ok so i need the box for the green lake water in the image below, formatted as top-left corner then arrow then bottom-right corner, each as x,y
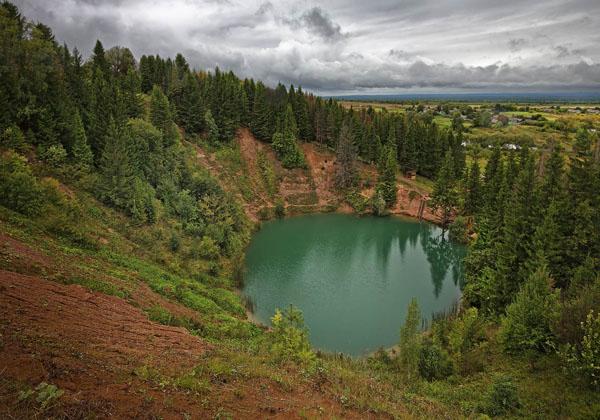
243,214 -> 465,356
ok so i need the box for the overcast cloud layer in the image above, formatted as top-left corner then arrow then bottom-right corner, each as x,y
15,0 -> 600,94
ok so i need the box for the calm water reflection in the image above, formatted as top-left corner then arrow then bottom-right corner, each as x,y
243,214 -> 465,356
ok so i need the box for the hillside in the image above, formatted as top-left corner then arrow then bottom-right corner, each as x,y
1,2 -> 599,418
193,128 -> 440,223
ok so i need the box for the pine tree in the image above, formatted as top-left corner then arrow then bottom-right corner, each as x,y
177,73 -> 204,134
495,151 -> 537,307
539,144 -> 565,210
70,111 -> 93,169
463,159 -> 482,215
205,109 -> 219,145
91,40 -> 110,78
334,120 -> 358,190
500,263 -> 559,354
250,82 -> 273,141
377,143 -> 398,207
150,85 -> 177,146
98,119 -> 136,211
398,298 -> 422,381
429,151 -> 458,231
272,104 -> 305,168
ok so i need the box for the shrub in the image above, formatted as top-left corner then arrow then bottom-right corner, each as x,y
1,125 -> 26,151
270,305 -> 316,367
398,298 -> 422,380
39,144 -> 67,168
346,190 -> 368,213
198,235 -> 220,260
500,264 -> 559,353
274,199 -> 285,219
371,189 -> 387,216
0,151 -> 44,215
483,375 -> 520,416
448,216 -> 470,244
418,338 -> 454,381
562,310 -> 600,389
448,307 -> 485,358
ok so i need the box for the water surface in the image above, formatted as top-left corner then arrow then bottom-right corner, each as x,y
243,214 -> 465,356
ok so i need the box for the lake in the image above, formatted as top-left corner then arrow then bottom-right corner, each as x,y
243,214 -> 465,356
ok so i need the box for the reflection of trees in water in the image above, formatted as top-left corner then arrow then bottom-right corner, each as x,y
420,228 -> 465,297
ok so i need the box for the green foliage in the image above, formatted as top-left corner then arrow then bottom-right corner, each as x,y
205,109 -> 219,145
334,121 -> 358,190
40,144 -> 67,167
429,150 -> 457,229
1,125 -> 26,151
69,111 -> 93,169
198,235 -> 220,260
562,310 -> 600,389
448,307 -> 485,357
376,144 -> 397,207
0,151 -> 43,215
398,298 -> 422,380
19,382 -> 64,410
448,215 -> 469,244
272,105 -> 305,168
274,198 -> 285,219
371,189 -> 387,216
418,338 -> 454,381
270,305 -> 316,366
150,84 -> 178,146
483,375 -> 520,416
500,264 -> 560,353
257,150 -> 277,196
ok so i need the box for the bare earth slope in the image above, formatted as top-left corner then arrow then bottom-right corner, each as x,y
196,129 -> 441,223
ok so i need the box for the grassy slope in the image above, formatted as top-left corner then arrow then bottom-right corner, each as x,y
1,129 -> 598,418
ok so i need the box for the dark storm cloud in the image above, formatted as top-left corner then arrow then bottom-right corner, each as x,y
14,0 -> 600,93
298,7 -> 345,41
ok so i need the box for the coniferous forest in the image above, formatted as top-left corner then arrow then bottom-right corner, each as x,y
1,2 -> 599,418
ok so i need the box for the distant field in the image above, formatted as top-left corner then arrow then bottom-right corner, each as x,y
340,99 -> 600,171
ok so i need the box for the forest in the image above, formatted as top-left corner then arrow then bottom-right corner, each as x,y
1,2 -> 599,418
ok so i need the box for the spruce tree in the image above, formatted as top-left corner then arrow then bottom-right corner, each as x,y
272,104 -> 304,168
334,120 -> 358,190
495,151 -> 537,307
150,85 -> 177,146
377,143 -> 398,207
429,151 -> 457,231
250,82 -> 273,141
70,111 -> 93,169
463,159 -> 482,215
205,109 -> 219,145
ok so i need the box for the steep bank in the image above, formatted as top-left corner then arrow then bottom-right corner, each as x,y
194,128 -> 441,224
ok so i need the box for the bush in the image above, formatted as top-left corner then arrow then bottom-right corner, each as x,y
448,216 -> 469,244
0,151 -> 44,215
198,235 -> 220,260
274,199 -> 285,219
371,189 -> 387,216
270,305 -> 316,367
500,264 -> 559,354
418,338 -> 454,381
398,298 -> 422,380
1,125 -> 26,151
562,310 -> 600,389
483,375 -> 520,416
40,144 -> 67,167
448,307 -> 485,358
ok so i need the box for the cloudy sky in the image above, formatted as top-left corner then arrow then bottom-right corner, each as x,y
15,0 -> 600,94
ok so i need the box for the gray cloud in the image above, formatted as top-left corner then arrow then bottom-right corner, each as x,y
14,0 -> 600,93
508,38 -> 526,53
299,7 -> 345,41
